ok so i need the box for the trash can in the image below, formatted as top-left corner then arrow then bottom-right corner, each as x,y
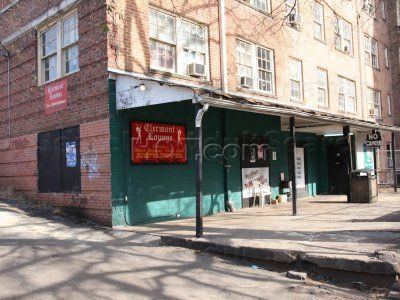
350,169 -> 378,203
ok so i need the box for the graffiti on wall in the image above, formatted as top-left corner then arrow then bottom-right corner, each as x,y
81,144 -> 100,179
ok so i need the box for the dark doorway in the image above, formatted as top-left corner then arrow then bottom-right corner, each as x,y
327,144 -> 347,194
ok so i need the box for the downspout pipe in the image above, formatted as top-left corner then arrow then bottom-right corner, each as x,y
1,49 -> 11,149
7,54 -> 11,147
355,0 -> 366,120
218,0 -> 228,94
195,102 -> 209,238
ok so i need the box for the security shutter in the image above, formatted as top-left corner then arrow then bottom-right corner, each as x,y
38,126 -> 81,193
61,126 -> 81,192
38,130 -> 62,192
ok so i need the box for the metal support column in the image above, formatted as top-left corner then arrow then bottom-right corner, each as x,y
195,103 -> 209,238
392,132 -> 398,192
343,126 -> 352,203
289,117 -> 297,216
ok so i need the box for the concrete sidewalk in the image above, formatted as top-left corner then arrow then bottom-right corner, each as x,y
121,193 -> 400,280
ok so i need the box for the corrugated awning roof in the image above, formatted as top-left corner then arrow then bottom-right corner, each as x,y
200,92 -> 400,133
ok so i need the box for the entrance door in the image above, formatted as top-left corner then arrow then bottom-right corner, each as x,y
295,147 -> 308,198
241,136 -> 270,208
327,144 -> 347,194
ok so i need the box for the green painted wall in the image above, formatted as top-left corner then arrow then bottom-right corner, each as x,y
109,80 -> 325,226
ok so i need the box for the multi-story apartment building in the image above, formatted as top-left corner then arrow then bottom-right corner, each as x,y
387,0 -> 400,180
0,0 -> 398,226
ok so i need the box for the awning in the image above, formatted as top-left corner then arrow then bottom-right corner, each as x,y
199,93 -> 400,133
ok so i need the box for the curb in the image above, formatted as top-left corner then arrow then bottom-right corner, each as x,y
160,236 -> 399,276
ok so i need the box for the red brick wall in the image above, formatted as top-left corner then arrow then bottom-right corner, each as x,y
0,0 -> 112,225
0,0 -> 109,140
0,118 -> 112,225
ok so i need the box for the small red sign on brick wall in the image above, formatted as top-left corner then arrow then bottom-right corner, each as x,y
44,79 -> 68,114
131,121 -> 187,164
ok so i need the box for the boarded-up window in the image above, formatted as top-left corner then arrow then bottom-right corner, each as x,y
38,126 -> 81,193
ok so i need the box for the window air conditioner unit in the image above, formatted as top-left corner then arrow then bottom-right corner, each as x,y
369,108 -> 378,116
240,76 -> 253,89
288,14 -> 302,26
187,63 -> 205,77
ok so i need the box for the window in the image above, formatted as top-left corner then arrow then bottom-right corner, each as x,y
289,58 -> 303,101
286,0 -> 298,14
317,68 -> 328,107
338,77 -> 356,113
39,13 -> 79,84
249,0 -> 270,12
335,17 -> 353,54
181,21 -> 206,74
149,9 -> 207,77
364,35 -> 379,69
397,0 -> 400,26
312,2 -> 325,41
149,9 -> 176,72
382,1 -> 386,20
257,47 -> 274,92
387,94 -> 392,116
236,40 -> 253,84
363,0 -> 375,16
367,88 -> 382,119
38,127 -> 81,193
236,40 -> 275,94
384,47 -> 389,68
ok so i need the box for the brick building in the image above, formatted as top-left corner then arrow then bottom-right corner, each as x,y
0,0 -> 398,227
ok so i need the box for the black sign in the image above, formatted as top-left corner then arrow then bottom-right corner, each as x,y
365,130 -> 382,148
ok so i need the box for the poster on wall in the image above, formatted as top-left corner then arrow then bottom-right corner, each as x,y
241,167 -> 271,199
363,144 -> 374,169
44,79 -> 68,114
66,141 -> 77,168
131,121 -> 187,164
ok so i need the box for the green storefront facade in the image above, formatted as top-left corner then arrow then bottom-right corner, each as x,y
108,78 -> 362,227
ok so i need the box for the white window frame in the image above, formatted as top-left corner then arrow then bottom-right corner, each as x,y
397,0 -> 400,26
149,8 -> 209,79
384,47 -> 389,68
363,0 -> 376,16
338,76 -> 356,113
248,0 -> 271,13
364,35 -> 379,69
286,0 -> 298,15
38,10 -> 79,85
335,17 -> 353,54
317,68 -> 328,107
367,88 -> 382,119
289,58 -> 303,102
382,1 -> 386,20
236,39 -> 275,95
178,20 -> 207,75
149,9 -> 177,73
312,2 -> 325,41
387,94 -> 392,116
